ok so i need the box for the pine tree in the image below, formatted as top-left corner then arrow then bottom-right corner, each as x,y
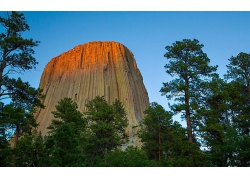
45,98 -> 87,166
160,39 -> 218,144
0,12 -> 44,161
224,52 -> 250,136
0,11 -> 40,102
222,52 -> 250,166
138,102 -> 172,163
198,53 -> 250,166
84,96 -> 128,166
45,124 -> 84,167
197,77 -> 233,166
47,97 -> 86,135
12,131 -> 46,167
160,39 -> 217,166
139,102 -> 206,167
0,104 -> 38,148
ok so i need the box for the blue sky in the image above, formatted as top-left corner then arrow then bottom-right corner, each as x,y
1,11 -> 250,125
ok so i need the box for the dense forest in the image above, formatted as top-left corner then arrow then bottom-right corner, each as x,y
1,11 -> 250,167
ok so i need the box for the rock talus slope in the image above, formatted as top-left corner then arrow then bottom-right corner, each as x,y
35,41 -> 150,146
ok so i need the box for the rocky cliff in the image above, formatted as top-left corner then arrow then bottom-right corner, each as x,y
35,41 -> 150,146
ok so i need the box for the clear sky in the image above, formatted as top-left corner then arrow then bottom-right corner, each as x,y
1,11 -> 250,125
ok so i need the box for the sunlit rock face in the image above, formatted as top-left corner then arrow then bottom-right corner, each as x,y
35,41 -> 150,146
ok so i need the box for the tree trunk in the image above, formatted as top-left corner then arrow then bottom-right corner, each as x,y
0,66 -> 3,95
184,77 -> 195,166
158,127 -> 161,164
184,81 -> 193,143
13,127 -> 20,148
0,52 -> 7,98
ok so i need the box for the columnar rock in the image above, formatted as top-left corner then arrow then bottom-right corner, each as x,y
35,41 -> 150,145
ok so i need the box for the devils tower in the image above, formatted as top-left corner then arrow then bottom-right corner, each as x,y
35,41 -> 150,145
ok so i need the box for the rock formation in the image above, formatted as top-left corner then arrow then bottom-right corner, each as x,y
35,41 -> 150,146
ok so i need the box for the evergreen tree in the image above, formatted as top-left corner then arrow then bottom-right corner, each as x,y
0,12 -> 44,163
47,97 -> 86,135
45,124 -> 84,167
221,52 -> 250,166
0,103 -> 38,148
138,102 -> 172,163
0,11 -> 40,101
102,146 -> 157,167
0,124 -> 11,166
2,77 -> 44,110
225,52 -> 250,95
160,39 -> 218,166
84,96 -> 128,166
12,131 -> 46,167
197,78 -> 234,166
198,56 -> 250,166
45,97 -> 87,166
224,52 -> 250,136
139,102 -> 206,167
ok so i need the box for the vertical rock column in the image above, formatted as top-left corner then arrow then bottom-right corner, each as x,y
35,41 -> 150,146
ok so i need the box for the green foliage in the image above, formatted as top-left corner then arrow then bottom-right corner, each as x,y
224,81 -> 250,166
45,98 -> 86,166
160,39 -> 218,166
42,96 -> 130,167
0,103 -> 38,149
225,52 -> 250,87
47,97 -> 86,135
0,132 -> 11,166
138,102 -> 172,161
0,11 -> 40,101
160,39 -> 218,139
138,102 -> 206,166
224,52 -> 250,136
1,77 -> 44,109
0,12 -> 44,156
0,11 -> 39,72
12,131 -> 46,167
197,52 -> 250,166
84,96 -> 128,165
45,124 -> 85,167
102,146 -> 157,167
